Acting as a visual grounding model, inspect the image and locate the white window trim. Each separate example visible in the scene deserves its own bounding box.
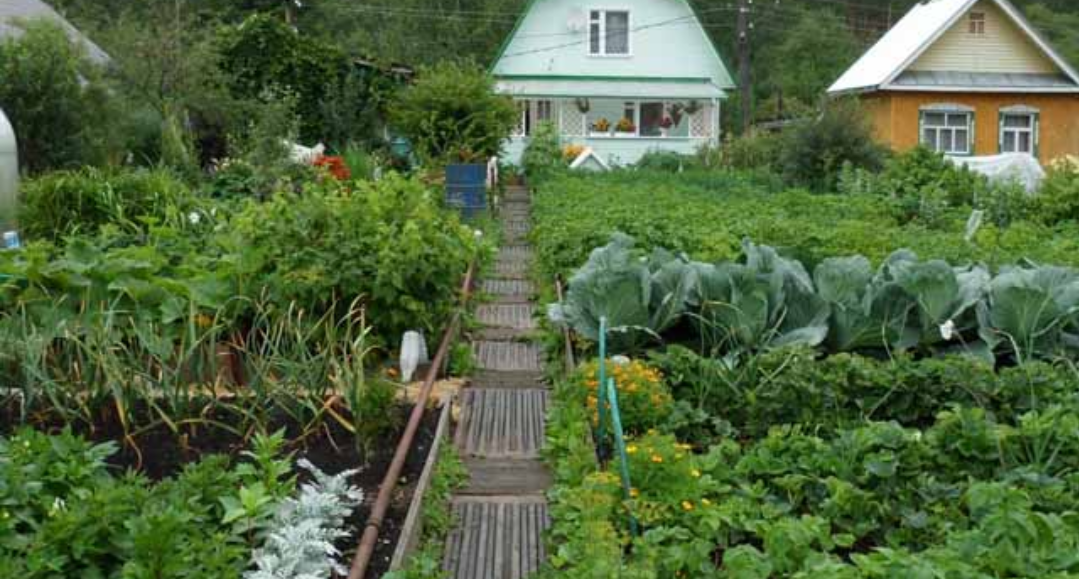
[921,109,974,156]
[999,107,1039,156]
[588,8,633,58]
[969,11,986,35]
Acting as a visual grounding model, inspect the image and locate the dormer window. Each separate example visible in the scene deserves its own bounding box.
[589,10,630,56]
[969,12,985,35]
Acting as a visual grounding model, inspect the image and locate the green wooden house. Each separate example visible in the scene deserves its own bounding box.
[492,0,735,166]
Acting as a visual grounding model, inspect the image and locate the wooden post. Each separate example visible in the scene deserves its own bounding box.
[737,0,753,134]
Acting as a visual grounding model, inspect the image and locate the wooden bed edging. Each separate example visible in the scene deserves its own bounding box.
[388,398,454,570]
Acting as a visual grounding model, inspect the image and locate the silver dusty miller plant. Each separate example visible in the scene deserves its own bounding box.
[245,459,363,579]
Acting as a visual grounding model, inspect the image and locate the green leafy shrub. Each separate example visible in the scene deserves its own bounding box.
[521,121,563,181]
[229,174,478,345]
[17,167,196,241]
[778,100,886,192]
[389,61,517,165]
[0,20,117,173]
[1036,155,1079,225]
[218,14,352,143]
[635,150,695,173]
[876,146,990,225]
[719,130,784,173]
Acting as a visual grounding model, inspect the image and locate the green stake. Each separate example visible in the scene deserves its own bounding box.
[596,316,608,460]
[606,377,639,537]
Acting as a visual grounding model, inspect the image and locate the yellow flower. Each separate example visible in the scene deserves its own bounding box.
[651,454,663,463]
[676,443,692,451]
[691,469,701,478]
[701,498,712,506]
[681,501,694,511]
[626,444,638,454]
[630,487,640,498]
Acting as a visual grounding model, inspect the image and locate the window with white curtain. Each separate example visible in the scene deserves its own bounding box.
[589,10,630,56]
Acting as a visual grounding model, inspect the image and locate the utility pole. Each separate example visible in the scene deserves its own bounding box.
[737,0,753,134]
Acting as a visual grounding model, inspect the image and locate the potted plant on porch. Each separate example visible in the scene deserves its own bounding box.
[615,118,636,136]
[591,117,612,136]
[659,116,674,138]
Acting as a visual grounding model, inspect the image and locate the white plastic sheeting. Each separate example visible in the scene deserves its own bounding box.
[948,153,1046,193]
[0,107,16,227]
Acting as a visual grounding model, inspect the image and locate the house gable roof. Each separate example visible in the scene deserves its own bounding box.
[491,0,734,93]
[0,0,110,64]
[828,0,1079,95]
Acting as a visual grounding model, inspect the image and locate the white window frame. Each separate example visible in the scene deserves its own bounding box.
[999,106,1039,156]
[969,11,986,35]
[584,100,697,139]
[588,8,632,57]
[514,99,558,138]
[920,105,974,156]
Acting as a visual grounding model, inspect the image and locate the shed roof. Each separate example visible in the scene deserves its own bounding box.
[0,0,109,64]
[495,76,726,99]
[828,0,1079,95]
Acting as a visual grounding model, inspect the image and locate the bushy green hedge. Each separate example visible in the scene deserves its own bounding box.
[229,174,479,343]
[18,167,196,241]
[531,169,1079,278]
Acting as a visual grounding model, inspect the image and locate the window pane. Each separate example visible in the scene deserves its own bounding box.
[590,22,601,54]
[640,102,664,137]
[947,113,969,127]
[954,129,968,152]
[923,128,937,149]
[536,100,552,122]
[942,131,954,152]
[1019,132,1032,153]
[1003,131,1016,152]
[924,113,946,127]
[606,11,629,54]
[1004,114,1031,128]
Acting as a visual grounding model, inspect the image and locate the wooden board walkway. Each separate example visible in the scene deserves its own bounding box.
[443,185,551,578]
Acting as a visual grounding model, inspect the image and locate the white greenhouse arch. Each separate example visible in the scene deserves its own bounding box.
[0,107,16,229]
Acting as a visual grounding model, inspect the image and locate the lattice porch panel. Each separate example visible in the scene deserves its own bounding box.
[690,105,714,138]
[560,103,585,137]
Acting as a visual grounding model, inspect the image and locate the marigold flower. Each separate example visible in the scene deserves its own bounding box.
[650,454,663,463]
[626,444,638,454]
[630,488,640,498]
[682,501,694,511]
[691,469,701,478]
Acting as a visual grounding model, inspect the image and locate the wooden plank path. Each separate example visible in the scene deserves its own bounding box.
[442,186,551,578]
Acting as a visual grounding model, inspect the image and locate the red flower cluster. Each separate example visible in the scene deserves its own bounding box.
[312,155,352,181]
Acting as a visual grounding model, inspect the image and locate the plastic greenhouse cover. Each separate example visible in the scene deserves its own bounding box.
[948,153,1045,193]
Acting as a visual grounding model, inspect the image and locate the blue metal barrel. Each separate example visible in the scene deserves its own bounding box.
[445,163,487,218]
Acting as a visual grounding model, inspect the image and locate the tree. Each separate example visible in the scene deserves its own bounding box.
[217,14,354,143]
[389,61,518,165]
[766,10,860,111]
[0,20,116,173]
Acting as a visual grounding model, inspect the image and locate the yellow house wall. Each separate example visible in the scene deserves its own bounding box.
[863,91,1079,164]
[910,0,1057,74]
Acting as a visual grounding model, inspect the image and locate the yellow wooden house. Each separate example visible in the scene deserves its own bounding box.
[828,0,1079,163]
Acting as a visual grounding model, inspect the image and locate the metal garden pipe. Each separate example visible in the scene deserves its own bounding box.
[346,262,476,579]
[554,275,576,375]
